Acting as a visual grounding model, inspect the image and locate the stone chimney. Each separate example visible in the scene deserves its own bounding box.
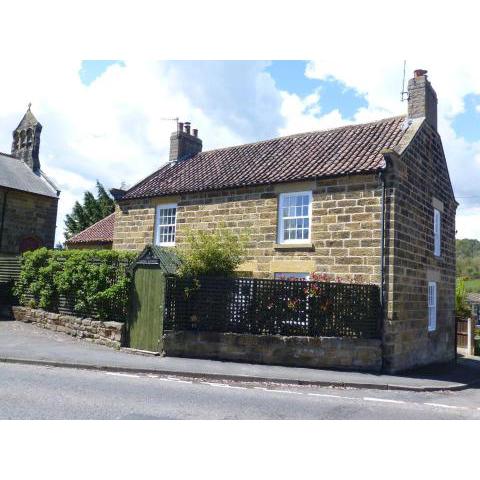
[407,69,438,130]
[169,121,202,162]
[109,188,127,201]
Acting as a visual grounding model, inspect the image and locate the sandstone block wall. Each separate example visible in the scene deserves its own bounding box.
[12,306,125,349]
[0,188,58,254]
[113,175,383,283]
[163,331,382,371]
[383,122,457,372]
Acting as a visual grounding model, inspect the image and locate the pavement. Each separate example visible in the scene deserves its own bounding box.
[1,319,480,392]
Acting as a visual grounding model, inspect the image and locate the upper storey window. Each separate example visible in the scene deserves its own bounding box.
[278,191,312,244]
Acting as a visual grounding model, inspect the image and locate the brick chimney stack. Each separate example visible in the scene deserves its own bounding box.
[407,69,438,130]
[169,121,202,162]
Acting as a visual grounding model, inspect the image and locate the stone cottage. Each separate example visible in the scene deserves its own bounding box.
[113,70,457,372]
[0,107,59,254]
[65,212,115,250]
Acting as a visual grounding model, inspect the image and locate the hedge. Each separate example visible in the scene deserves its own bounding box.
[14,248,136,321]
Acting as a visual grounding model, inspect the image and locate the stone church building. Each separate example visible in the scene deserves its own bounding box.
[0,107,59,254]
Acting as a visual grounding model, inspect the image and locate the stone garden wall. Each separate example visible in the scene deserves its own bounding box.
[163,331,382,371]
[12,306,125,349]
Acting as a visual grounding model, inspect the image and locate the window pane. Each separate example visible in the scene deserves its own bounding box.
[279,192,311,242]
[156,205,177,245]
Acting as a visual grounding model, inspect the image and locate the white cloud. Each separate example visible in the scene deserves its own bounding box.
[279,90,348,136]
[1,53,480,244]
[0,60,283,243]
[304,58,480,240]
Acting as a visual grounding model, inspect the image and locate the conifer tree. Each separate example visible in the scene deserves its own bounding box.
[64,181,115,239]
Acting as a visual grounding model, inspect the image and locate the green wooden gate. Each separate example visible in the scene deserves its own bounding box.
[129,266,166,352]
[127,245,180,352]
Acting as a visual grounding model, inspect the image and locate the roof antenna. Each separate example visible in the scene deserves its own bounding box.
[400,60,409,102]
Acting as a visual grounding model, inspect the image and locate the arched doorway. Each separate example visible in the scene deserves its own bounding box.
[19,236,43,254]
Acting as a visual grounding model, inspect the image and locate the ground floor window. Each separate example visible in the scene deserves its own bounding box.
[274,272,309,281]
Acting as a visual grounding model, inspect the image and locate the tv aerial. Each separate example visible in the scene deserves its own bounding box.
[400,60,409,102]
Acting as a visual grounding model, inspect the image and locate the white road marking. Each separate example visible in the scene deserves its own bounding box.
[166,377,192,384]
[308,393,342,398]
[308,393,358,400]
[105,372,141,379]
[424,403,466,410]
[363,397,405,404]
[272,390,303,395]
[99,373,479,414]
[220,385,249,390]
[205,382,232,388]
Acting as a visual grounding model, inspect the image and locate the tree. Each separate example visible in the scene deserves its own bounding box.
[456,278,471,319]
[456,239,480,279]
[64,181,115,239]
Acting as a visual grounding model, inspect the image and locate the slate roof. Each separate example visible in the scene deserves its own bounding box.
[131,245,182,274]
[65,213,115,245]
[123,115,409,200]
[0,152,58,198]
[16,107,41,129]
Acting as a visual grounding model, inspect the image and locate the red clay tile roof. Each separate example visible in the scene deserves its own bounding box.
[123,116,409,200]
[65,213,115,245]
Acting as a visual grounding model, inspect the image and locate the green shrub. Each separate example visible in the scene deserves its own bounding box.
[14,248,136,321]
[14,248,62,310]
[176,227,248,278]
[456,278,471,320]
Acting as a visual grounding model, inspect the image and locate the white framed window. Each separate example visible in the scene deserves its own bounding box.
[274,272,310,281]
[434,208,441,257]
[428,281,437,332]
[278,191,312,244]
[154,203,177,246]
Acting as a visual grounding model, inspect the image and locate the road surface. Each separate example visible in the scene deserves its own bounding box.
[1,363,480,419]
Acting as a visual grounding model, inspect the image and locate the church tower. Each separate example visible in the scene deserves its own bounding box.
[11,104,42,172]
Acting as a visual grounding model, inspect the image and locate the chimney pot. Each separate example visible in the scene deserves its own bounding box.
[414,69,428,78]
[184,122,191,135]
[178,122,184,133]
[193,128,198,137]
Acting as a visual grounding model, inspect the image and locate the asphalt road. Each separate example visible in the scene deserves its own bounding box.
[2,363,480,419]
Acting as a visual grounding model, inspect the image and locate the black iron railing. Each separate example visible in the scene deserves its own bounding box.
[164,276,381,339]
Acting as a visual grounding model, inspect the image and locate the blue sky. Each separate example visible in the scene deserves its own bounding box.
[79,61,125,86]
[452,93,480,143]
[267,61,368,119]
[80,59,480,143]
[1,59,479,243]
[81,60,370,120]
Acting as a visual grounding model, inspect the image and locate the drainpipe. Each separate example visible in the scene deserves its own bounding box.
[379,168,386,318]
[0,190,8,253]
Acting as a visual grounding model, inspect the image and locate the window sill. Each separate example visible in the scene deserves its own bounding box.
[274,243,314,252]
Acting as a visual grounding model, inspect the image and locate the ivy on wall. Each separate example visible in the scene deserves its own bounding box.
[14,248,136,321]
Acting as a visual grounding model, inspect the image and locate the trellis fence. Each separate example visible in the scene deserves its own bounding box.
[0,254,21,305]
[164,276,381,339]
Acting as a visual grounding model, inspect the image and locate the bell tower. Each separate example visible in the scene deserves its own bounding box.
[11,104,42,172]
